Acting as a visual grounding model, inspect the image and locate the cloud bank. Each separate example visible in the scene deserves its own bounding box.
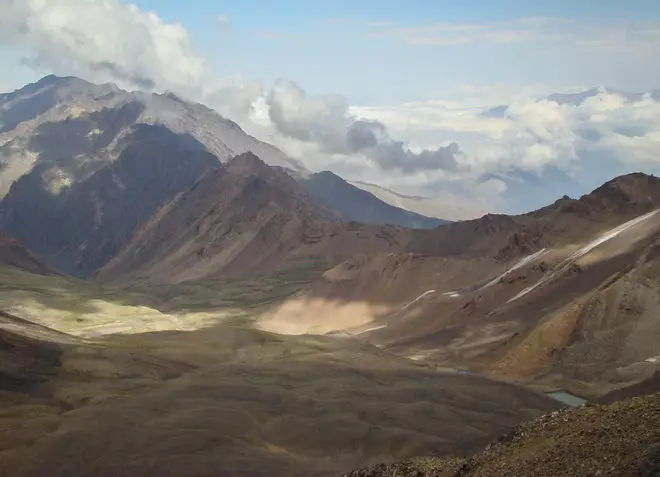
[0,0,262,121]
[266,80,462,172]
[0,0,205,93]
[1,0,660,218]
[351,87,660,211]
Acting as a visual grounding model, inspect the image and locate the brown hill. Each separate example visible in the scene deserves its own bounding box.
[269,173,660,397]
[92,169,660,398]
[97,153,412,283]
[98,164,660,286]
[0,75,448,279]
[0,232,56,276]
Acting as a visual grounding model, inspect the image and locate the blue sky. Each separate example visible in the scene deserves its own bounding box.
[133,0,660,25]
[2,0,660,217]
[3,0,660,102]
[124,0,660,103]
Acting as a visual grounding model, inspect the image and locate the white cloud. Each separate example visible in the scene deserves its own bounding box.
[2,1,660,218]
[351,89,660,202]
[265,80,462,173]
[0,0,207,93]
[0,0,265,121]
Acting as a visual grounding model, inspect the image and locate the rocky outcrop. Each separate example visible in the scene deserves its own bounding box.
[341,393,660,477]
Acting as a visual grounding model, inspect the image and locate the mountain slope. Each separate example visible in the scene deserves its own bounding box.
[342,393,660,477]
[349,180,483,221]
[300,171,448,228]
[0,76,446,276]
[273,173,660,397]
[0,75,304,186]
[97,153,412,283]
[0,232,55,276]
[0,125,219,276]
[0,74,308,277]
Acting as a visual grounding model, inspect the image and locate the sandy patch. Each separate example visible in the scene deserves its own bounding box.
[255,298,390,335]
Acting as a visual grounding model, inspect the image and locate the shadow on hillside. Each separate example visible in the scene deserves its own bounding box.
[0,311,559,477]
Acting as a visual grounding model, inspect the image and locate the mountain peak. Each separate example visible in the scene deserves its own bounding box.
[588,172,660,202]
[228,151,268,171]
[32,74,94,91]
[226,152,300,190]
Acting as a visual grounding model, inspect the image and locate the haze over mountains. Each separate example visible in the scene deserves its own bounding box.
[0,75,450,276]
[0,74,659,477]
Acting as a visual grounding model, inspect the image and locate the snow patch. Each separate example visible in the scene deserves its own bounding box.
[355,324,387,335]
[508,209,660,304]
[400,290,436,311]
[480,248,548,290]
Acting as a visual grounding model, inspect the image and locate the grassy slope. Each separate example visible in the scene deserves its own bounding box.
[0,258,327,337]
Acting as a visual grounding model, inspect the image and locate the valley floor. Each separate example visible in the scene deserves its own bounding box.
[0,263,558,477]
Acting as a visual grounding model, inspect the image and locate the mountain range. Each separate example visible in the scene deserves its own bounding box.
[0,76,451,277]
[0,75,658,477]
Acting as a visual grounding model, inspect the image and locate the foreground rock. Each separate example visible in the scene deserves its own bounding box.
[341,393,660,477]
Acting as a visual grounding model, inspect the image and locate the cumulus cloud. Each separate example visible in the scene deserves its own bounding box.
[0,0,265,120]
[2,0,660,218]
[0,0,207,94]
[350,88,660,214]
[266,80,461,172]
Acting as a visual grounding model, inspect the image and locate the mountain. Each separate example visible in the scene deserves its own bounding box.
[349,180,485,221]
[273,173,660,398]
[0,247,559,477]
[0,124,220,276]
[299,171,447,228]
[481,86,649,119]
[0,75,304,186]
[0,76,446,277]
[97,153,414,283]
[544,86,645,105]
[0,75,307,276]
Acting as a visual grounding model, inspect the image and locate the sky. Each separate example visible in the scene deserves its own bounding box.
[138,0,660,101]
[1,0,660,218]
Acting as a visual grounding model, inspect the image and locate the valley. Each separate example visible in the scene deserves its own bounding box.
[0,75,658,477]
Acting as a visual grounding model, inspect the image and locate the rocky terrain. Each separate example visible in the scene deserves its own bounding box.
[90,162,660,400]
[270,174,660,398]
[0,232,56,276]
[0,221,560,477]
[0,124,220,276]
[342,392,660,477]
